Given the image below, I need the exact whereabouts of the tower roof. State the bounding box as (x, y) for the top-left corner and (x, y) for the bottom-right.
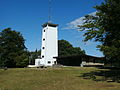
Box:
(42, 22), (58, 28)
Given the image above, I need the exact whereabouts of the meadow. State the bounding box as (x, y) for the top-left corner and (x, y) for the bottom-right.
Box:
(0, 67), (120, 90)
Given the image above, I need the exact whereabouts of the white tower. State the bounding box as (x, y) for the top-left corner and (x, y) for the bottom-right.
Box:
(35, 0), (58, 67)
(35, 22), (58, 67)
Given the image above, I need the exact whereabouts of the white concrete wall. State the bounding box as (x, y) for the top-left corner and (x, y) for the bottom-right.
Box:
(39, 24), (58, 66)
(45, 26), (58, 66)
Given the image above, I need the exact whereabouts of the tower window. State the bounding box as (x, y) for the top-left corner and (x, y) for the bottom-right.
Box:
(42, 56), (44, 58)
(48, 61), (51, 64)
(43, 38), (45, 41)
(42, 47), (45, 49)
(44, 30), (45, 32)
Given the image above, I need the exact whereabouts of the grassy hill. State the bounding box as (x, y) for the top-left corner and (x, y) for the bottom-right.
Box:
(0, 67), (120, 90)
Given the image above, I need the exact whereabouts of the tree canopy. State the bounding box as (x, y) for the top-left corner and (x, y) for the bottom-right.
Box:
(0, 28), (29, 67)
(79, 0), (120, 66)
(58, 39), (85, 56)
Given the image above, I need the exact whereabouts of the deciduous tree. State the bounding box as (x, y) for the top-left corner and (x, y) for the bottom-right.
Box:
(79, 0), (120, 66)
(0, 28), (28, 67)
(58, 39), (85, 56)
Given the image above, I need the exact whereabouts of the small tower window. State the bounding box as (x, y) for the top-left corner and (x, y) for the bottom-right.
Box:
(44, 30), (45, 32)
(42, 56), (44, 58)
(48, 61), (51, 64)
(42, 47), (45, 49)
(43, 38), (45, 41)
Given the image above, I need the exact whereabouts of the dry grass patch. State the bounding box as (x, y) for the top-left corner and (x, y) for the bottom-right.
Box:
(0, 67), (120, 90)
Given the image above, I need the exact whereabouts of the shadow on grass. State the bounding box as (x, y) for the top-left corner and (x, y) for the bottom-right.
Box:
(79, 67), (120, 83)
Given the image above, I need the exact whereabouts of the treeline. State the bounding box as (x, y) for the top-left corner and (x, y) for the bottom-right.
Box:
(0, 28), (84, 68)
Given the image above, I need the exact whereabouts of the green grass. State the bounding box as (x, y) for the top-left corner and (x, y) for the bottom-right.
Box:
(0, 67), (120, 90)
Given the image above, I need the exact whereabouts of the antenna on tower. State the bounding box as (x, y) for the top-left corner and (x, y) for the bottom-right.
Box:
(48, 0), (52, 23)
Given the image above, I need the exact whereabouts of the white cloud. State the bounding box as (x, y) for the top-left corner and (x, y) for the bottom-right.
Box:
(64, 11), (97, 30)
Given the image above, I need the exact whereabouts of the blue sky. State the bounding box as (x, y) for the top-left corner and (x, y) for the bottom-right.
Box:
(0, 0), (104, 57)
